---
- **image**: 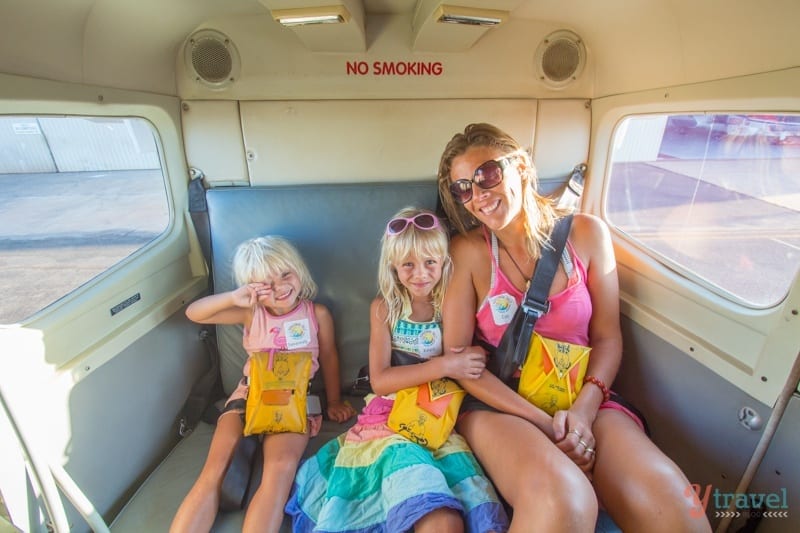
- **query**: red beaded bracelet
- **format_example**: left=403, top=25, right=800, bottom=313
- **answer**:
left=583, top=375, right=610, bottom=403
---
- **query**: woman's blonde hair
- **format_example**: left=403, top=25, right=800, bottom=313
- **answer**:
left=377, top=207, right=452, bottom=327
left=232, top=235, right=317, bottom=300
left=437, top=123, right=563, bottom=259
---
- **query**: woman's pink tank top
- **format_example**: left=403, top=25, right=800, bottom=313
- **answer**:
left=475, top=231, right=592, bottom=347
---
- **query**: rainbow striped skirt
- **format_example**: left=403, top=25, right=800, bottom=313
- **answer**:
left=285, top=395, right=509, bottom=532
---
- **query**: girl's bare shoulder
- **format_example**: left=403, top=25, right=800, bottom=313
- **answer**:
left=369, top=296, right=389, bottom=319
left=312, top=301, right=333, bottom=322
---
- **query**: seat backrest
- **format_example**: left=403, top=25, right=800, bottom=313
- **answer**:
left=206, top=181, right=439, bottom=394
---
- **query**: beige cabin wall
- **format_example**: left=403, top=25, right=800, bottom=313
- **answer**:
left=181, top=98, right=591, bottom=187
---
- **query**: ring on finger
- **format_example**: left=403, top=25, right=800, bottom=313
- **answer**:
left=578, top=439, right=588, bottom=449
left=568, top=429, right=582, bottom=439
left=586, top=447, right=595, bottom=455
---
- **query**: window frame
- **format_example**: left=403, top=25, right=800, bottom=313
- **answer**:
left=585, top=69, right=800, bottom=408
left=0, top=73, right=207, bottom=371
left=0, top=113, right=175, bottom=324
left=603, top=111, right=799, bottom=311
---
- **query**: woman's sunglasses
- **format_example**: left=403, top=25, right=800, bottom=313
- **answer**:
left=449, top=155, right=516, bottom=204
left=386, top=213, right=440, bottom=235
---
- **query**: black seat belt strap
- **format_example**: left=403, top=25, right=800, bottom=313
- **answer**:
left=188, top=170, right=213, bottom=293
left=490, top=215, right=573, bottom=382
left=179, top=170, right=223, bottom=436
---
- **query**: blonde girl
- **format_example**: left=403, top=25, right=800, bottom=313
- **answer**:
left=171, top=236, right=355, bottom=533
left=287, top=207, right=509, bottom=533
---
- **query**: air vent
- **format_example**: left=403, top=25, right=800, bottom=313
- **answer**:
left=535, top=30, right=586, bottom=89
left=184, top=29, right=240, bottom=89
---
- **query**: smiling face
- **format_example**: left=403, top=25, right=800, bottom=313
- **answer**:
left=449, top=145, right=526, bottom=233
left=256, top=269, right=302, bottom=314
left=393, top=253, right=444, bottom=301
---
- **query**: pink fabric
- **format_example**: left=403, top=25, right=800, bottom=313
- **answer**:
left=475, top=231, right=592, bottom=347
left=535, top=241, right=591, bottom=345
left=469, top=231, right=646, bottom=431
left=225, top=300, right=321, bottom=429
left=242, top=299, right=320, bottom=375
left=599, top=400, right=646, bottom=433
left=344, top=395, right=396, bottom=443
left=356, top=395, right=394, bottom=424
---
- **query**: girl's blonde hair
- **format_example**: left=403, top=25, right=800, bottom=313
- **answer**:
left=437, top=123, right=564, bottom=259
left=378, top=207, right=452, bottom=327
left=232, top=235, right=317, bottom=300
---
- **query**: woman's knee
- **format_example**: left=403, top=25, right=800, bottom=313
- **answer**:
left=463, top=412, right=597, bottom=514
left=513, top=461, right=597, bottom=516
left=597, top=448, right=710, bottom=531
left=637, top=461, right=709, bottom=529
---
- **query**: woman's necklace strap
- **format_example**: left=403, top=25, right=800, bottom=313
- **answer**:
left=500, top=243, right=532, bottom=283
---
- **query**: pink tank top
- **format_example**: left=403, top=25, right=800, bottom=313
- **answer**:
left=475, top=231, right=592, bottom=347
left=242, top=299, right=321, bottom=376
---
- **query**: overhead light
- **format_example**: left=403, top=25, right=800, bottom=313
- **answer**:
left=435, top=5, right=508, bottom=27
left=272, top=5, right=351, bottom=27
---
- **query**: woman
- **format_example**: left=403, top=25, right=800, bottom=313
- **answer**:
left=436, top=123, right=711, bottom=532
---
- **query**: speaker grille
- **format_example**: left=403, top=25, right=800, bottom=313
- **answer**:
left=191, top=37, right=232, bottom=83
left=535, top=30, right=586, bottom=89
left=542, top=38, right=580, bottom=82
left=184, top=29, right=240, bottom=89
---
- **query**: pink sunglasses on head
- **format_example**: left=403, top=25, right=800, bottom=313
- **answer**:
left=385, top=213, right=440, bottom=235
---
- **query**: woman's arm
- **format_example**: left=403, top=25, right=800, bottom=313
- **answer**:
left=314, top=303, right=355, bottom=422
left=553, top=214, right=623, bottom=464
left=442, top=233, right=555, bottom=438
left=567, top=214, right=623, bottom=421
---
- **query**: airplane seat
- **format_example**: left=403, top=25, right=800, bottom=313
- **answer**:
left=111, top=180, right=620, bottom=532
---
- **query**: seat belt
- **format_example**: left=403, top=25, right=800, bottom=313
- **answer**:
left=178, top=170, right=223, bottom=437
left=188, top=170, right=214, bottom=293
left=186, top=171, right=261, bottom=503
left=556, top=163, right=587, bottom=211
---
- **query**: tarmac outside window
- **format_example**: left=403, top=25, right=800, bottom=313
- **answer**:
left=606, top=113, right=800, bottom=308
left=0, top=116, right=169, bottom=323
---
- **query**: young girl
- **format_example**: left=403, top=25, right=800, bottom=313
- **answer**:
left=171, top=235, right=356, bottom=533
left=286, top=207, right=509, bottom=533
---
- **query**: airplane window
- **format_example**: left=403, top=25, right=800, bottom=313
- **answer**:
left=0, top=116, right=169, bottom=323
left=607, top=113, right=800, bottom=308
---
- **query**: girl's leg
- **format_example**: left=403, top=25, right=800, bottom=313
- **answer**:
left=592, top=409, right=712, bottom=533
left=458, top=410, right=597, bottom=533
left=414, top=508, right=464, bottom=533
left=170, top=412, right=244, bottom=533
left=242, top=431, right=310, bottom=533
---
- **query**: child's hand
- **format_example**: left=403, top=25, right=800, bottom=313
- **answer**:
left=233, top=282, right=276, bottom=308
left=442, top=346, right=486, bottom=380
left=231, top=284, right=261, bottom=307
left=326, top=400, right=357, bottom=423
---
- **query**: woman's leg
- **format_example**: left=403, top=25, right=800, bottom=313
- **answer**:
left=592, top=409, right=712, bottom=533
left=170, top=412, right=243, bottom=533
left=414, top=508, right=464, bottom=533
left=242, top=431, right=309, bottom=533
left=458, top=410, right=597, bottom=533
